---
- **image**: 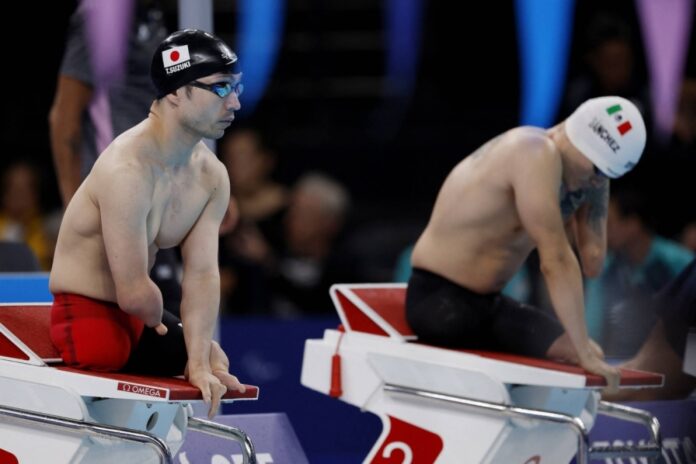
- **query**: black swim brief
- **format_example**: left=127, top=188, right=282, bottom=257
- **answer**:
left=406, top=267, right=564, bottom=358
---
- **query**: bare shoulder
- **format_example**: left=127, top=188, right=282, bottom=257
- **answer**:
left=486, top=127, right=561, bottom=196
left=88, top=131, right=156, bottom=198
left=194, top=142, right=230, bottom=192
left=196, top=142, right=227, bottom=177
left=502, top=127, right=561, bottom=170
left=97, top=147, right=151, bottom=180
left=503, top=127, right=555, bottom=154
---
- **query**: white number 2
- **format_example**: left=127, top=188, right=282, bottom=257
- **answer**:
left=382, top=442, right=413, bottom=464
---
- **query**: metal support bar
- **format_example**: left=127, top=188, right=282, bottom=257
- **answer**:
left=590, top=401, right=662, bottom=462
left=0, top=403, right=172, bottom=463
left=384, top=383, right=662, bottom=464
left=188, top=416, right=257, bottom=464
left=598, top=401, right=661, bottom=444
left=589, top=443, right=662, bottom=461
left=384, top=383, right=591, bottom=463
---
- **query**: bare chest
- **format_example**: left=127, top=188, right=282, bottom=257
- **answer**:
left=491, top=203, right=536, bottom=254
left=146, top=178, right=210, bottom=249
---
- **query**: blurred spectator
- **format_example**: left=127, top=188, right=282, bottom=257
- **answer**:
left=49, top=0, right=168, bottom=205
left=222, top=128, right=288, bottom=226
left=585, top=189, right=693, bottom=356
left=48, top=1, right=182, bottom=314
left=345, top=217, right=424, bottom=283
left=218, top=128, right=288, bottom=313
left=643, top=78, right=696, bottom=238
left=671, top=78, right=696, bottom=153
left=681, top=221, right=696, bottom=252
left=603, top=258, right=696, bottom=401
left=0, top=162, right=54, bottom=270
left=560, top=13, right=649, bottom=122
left=271, top=173, right=352, bottom=316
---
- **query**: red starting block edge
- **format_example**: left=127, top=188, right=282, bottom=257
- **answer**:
left=333, top=284, right=663, bottom=389
left=0, top=303, right=259, bottom=464
left=298, top=283, right=665, bottom=464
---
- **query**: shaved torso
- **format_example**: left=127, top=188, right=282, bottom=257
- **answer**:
left=50, top=120, right=226, bottom=302
left=412, top=126, right=577, bottom=293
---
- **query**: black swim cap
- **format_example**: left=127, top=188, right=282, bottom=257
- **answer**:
left=151, top=29, right=240, bottom=98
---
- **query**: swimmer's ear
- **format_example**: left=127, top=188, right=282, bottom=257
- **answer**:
left=162, top=89, right=183, bottom=106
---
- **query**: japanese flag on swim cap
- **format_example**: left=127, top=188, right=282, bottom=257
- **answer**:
left=565, top=96, right=646, bottom=178
left=151, top=29, right=240, bottom=98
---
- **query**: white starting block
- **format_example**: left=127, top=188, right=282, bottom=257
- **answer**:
left=301, top=284, right=665, bottom=464
left=0, top=303, right=260, bottom=464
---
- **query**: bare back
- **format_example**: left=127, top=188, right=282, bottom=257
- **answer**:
left=50, top=120, right=227, bottom=302
left=412, top=127, right=560, bottom=292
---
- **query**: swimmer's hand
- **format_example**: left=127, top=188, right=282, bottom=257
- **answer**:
left=186, top=365, right=245, bottom=419
left=186, top=366, right=229, bottom=419
left=578, top=348, right=620, bottom=393
left=210, top=341, right=246, bottom=397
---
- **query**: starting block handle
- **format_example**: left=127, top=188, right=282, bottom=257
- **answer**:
left=597, top=400, right=661, bottom=444
left=188, top=416, right=257, bottom=464
left=383, top=383, right=591, bottom=464
left=0, top=403, right=172, bottom=463
left=588, top=401, right=663, bottom=463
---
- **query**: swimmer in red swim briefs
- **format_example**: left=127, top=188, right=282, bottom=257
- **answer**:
left=50, top=29, right=246, bottom=418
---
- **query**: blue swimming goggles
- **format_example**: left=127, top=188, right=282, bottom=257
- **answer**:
left=188, top=80, right=243, bottom=98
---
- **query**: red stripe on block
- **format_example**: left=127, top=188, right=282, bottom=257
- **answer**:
left=0, top=332, right=29, bottom=360
left=0, top=448, right=19, bottom=464
left=336, top=291, right=389, bottom=336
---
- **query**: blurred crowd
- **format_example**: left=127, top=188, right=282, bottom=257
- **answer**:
left=0, top=4, right=694, bottom=365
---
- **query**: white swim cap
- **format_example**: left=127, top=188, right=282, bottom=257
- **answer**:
left=565, top=96, right=646, bottom=178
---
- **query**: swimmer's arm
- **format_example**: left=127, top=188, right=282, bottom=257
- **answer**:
left=564, top=216, right=578, bottom=249
left=98, top=165, right=164, bottom=328
left=513, top=149, right=593, bottom=356
left=573, top=179, right=609, bottom=277
left=48, top=76, right=93, bottom=207
left=179, top=162, right=231, bottom=371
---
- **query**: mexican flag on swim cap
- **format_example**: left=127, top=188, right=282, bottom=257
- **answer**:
left=606, top=103, right=634, bottom=135
left=565, top=96, right=647, bottom=178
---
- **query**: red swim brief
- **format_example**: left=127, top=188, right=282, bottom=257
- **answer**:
left=50, top=293, right=145, bottom=371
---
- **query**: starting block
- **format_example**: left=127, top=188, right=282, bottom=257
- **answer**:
left=301, top=284, right=665, bottom=464
left=0, top=303, right=260, bottom=464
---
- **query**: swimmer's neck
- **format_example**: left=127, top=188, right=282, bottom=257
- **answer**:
left=143, top=109, right=200, bottom=166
